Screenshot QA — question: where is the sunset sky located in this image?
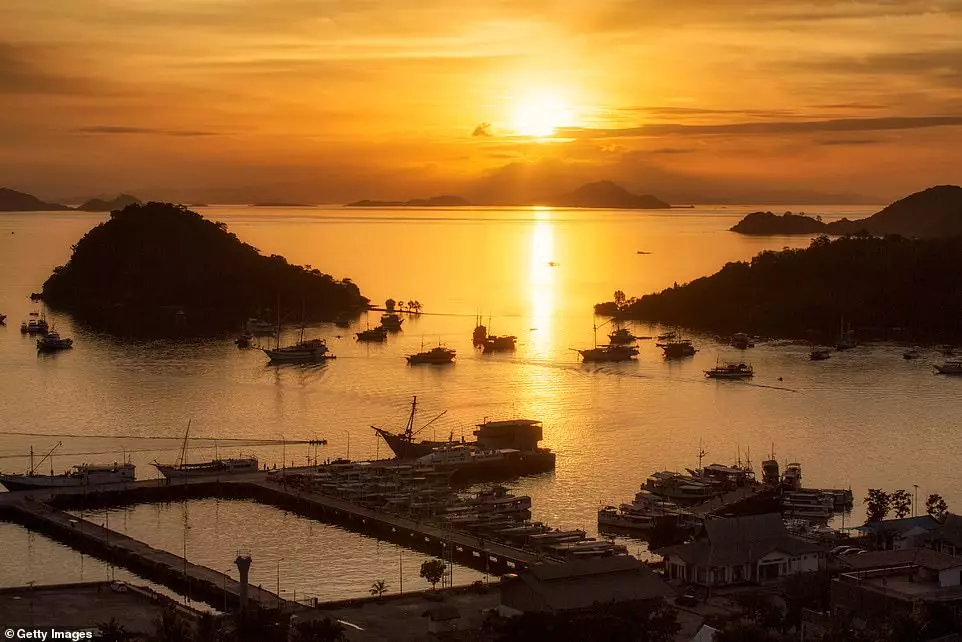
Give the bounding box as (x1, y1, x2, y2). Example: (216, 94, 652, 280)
(2, 0, 961, 203)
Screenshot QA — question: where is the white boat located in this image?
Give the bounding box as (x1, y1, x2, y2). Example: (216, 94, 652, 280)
(416, 445, 514, 467)
(0, 462, 135, 491)
(152, 457, 258, 479)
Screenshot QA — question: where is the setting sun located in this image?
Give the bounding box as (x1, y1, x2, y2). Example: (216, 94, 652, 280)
(512, 93, 575, 138)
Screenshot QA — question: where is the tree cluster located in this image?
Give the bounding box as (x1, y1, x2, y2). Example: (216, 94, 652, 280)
(863, 489, 949, 523)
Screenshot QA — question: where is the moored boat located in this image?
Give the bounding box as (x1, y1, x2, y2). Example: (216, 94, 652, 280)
(245, 318, 276, 335)
(37, 331, 73, 352)
(902, 348, 921, 360)
(356, 325, 388, 342)
(660, 338, 696, 359)
(406, 345, 455, 365)
(482, 335, 517, 353)
(264, 338, 332, 363)
(235, 332, 254, 348)
(380, 313, 403, 330)
(0, 462, 135, 491)
(705, 362, 753, 379)
(153, 457, 258, 479)
(810, 347, 831, 361)
(578, 344, 639, 362)
(935, 361, 962, 376)
(607, 327, 636, 345)
(20, 313, 49, 335)
(730, 332, 755, 349)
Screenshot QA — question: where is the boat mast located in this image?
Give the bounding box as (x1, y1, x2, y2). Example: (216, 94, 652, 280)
(31, 441, 62, 475)
(404, 396, 417, 440)
(178, 419, 191, 468)
(697, 441, 708, 471)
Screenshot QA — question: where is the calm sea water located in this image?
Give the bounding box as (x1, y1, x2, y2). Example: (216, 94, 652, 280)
(2, 204, 960, 599)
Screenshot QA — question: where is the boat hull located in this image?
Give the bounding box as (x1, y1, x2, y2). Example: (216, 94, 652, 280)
(153, 461, 258, 479)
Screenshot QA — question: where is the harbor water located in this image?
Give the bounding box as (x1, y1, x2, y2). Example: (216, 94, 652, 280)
(2, 204, 960, 599)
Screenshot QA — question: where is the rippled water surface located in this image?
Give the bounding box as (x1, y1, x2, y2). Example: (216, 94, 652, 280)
(2, 204, 959, 598)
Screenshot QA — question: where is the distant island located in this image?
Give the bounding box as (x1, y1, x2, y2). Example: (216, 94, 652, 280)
(252, 202, 313, 207)
(347, 195, 472, 207)
(596, 233, 962, 341)
(77, 194, 142, 212)
(548, 181, 671, 209)
(42, 202, 367, 337)
(0, 188, 71, 212)
(346, 182, 671, 210)
(731, 185, 962, 237)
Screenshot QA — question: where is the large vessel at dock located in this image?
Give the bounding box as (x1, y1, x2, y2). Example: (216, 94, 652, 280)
(152, 457, 258, 480)
(0, 462, 135, 491)
(598, 488, 699, 534)
(0, 443, 135, 491)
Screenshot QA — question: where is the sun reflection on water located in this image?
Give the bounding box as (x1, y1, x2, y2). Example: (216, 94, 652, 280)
(527, 208, 556, 358)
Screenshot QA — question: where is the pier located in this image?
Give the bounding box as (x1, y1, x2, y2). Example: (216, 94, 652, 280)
(0, 468, 549, 610)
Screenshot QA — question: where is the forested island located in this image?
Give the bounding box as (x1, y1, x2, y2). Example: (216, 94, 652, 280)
(42, 202, 367, 337)
(731, 185, 962, 237)
(595, 234, 962, 341)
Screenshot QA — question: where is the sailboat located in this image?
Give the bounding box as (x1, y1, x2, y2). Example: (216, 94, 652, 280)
(371, 396, 455, 458)
(263, 302, 333, 363)
(577, 323, 639, 362)
(152, 421, 258, 479)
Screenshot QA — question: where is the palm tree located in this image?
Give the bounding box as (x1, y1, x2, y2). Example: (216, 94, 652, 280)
(370, 578, 388, 598)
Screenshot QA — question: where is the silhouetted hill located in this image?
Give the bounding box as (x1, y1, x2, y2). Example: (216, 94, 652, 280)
(77, 194, 142, 212)
(0, 188, 70, 212)
(596, 235, 962, 341)
(550, 181, 670, 209)
(347, 195, 472, 207)
(42, 202, 367, 337)
(731, 186, 962, 237)
(730, 212, 828, 235)
(252, 202, 312, 207)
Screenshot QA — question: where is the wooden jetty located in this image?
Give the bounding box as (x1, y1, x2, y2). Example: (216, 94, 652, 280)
(0, 468, 549, 610)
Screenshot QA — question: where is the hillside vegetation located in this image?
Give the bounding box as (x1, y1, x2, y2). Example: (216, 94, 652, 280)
(43, 202, 367, 336)
(596, 235, 962, 341)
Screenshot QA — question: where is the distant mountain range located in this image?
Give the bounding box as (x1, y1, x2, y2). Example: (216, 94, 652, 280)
(76, 194, 142, 212)
(731, 185, 962, 237)
(0, 188, 142, 212)
(347, 195, 471, 207)
(347, 182, 671, 210)
(548, 181, 671, 209)
(0, 188, 71, 211)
